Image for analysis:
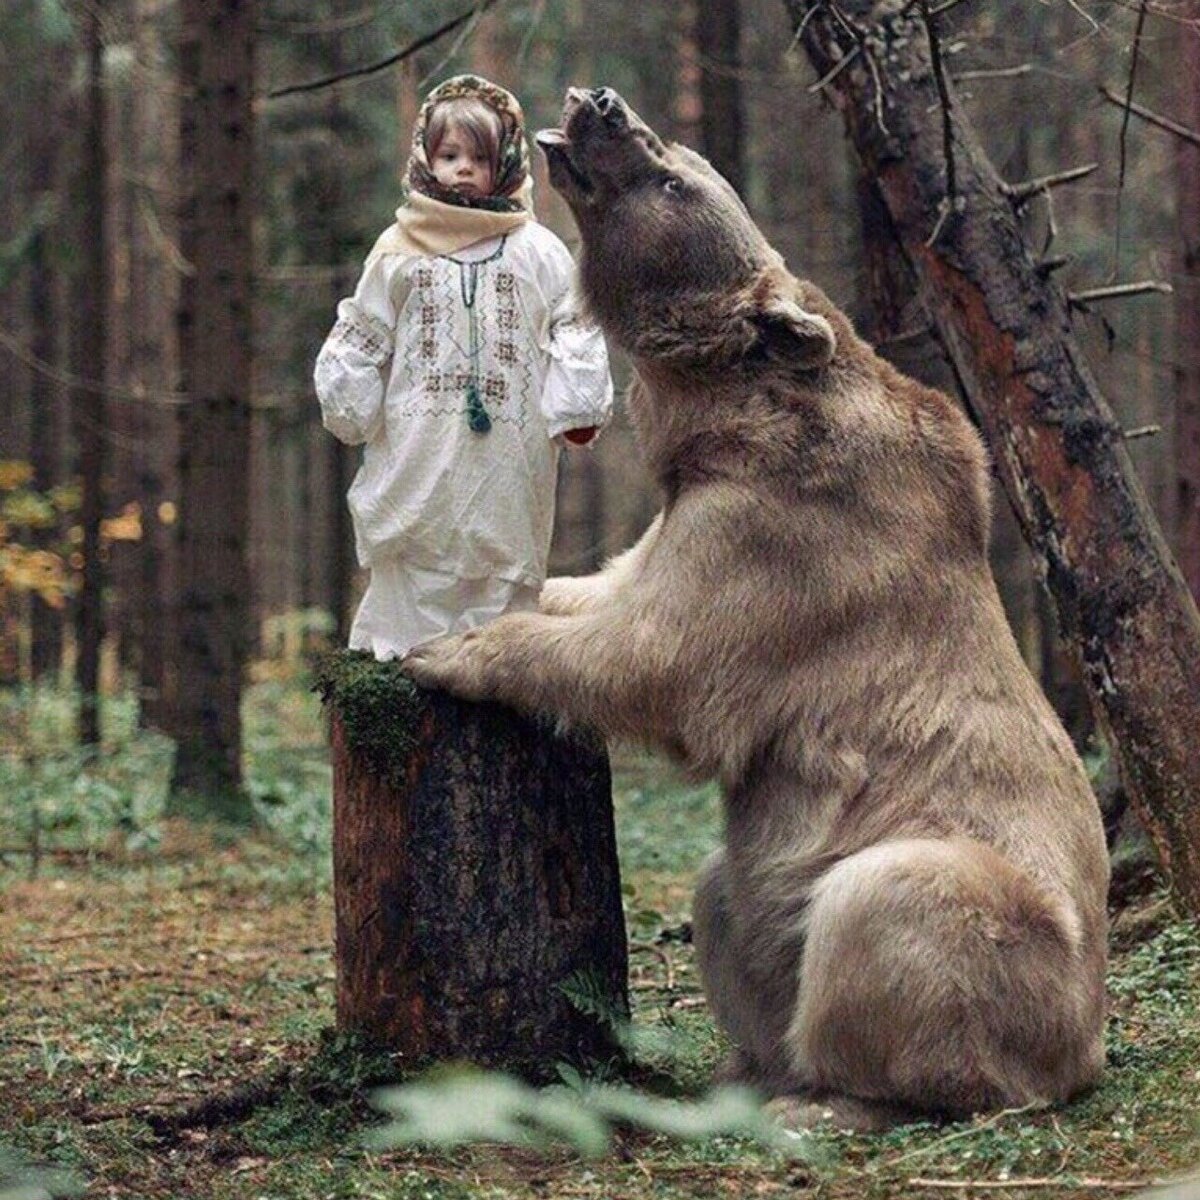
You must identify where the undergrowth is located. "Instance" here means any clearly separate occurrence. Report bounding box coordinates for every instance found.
[2,676,1199,1198]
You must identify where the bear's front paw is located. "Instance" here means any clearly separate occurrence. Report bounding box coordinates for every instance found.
[403,630,494,702]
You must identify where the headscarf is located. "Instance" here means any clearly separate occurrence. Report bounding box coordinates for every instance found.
[366,75,534,264]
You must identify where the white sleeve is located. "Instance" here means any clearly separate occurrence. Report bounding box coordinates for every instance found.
[536,237,614,441]
[313,254,398,445]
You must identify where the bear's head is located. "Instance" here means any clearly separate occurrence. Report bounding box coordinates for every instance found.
[537,87,836,374]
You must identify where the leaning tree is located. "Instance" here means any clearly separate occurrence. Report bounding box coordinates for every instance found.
[784,0,1200,912]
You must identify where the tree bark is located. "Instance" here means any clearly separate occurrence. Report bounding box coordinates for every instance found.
[1176,27,1200,599]
[130,0,179,731]
[786,0,1200,913]
[72,2,109,743]
[696,0,746,196]
[170,0,255,810]
[319,655,629,1073]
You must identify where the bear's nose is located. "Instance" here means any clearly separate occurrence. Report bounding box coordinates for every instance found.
[591,87,627,127]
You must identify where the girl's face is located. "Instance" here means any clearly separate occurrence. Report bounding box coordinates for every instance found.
[429,122,495,198]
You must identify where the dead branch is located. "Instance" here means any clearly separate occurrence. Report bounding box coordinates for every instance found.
[1098,86,1200,148]
[1123,424,1161,440]
[1069,280,1173,306]
[879,324,937,347]
[1112,0,1149,276]
[1117,0,1149,194]
[807,42,861,92]
[952,64,1033,82]
[265,1,500,101]
[1002,163,1098,206]
[1036,254,1073,276]
[922,0,957,198]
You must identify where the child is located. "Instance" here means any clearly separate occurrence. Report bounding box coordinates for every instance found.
[315,75,613,661]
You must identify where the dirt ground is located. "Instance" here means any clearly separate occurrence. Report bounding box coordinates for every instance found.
[2,689,1199,1199]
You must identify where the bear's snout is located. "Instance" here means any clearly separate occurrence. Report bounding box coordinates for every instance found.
[591,87,628,128]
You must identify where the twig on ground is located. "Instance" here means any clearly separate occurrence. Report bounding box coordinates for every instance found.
[906,1177,1175,1191]
[882,1103,1044,1169]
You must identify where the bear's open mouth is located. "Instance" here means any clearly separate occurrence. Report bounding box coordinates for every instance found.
[534,127,594,197]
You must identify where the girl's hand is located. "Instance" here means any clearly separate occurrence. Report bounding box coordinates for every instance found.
[562,426,597,446]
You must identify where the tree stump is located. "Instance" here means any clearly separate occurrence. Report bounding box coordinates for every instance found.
[315,651,629,1076]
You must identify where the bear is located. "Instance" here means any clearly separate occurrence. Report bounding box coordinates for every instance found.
[405,86,1110,1131]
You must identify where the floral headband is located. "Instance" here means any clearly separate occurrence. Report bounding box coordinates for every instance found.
[404,74,530,213]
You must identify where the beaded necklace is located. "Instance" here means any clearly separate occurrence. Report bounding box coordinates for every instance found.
[445,235,508,434]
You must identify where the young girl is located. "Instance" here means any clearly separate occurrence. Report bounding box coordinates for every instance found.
[315,75,613,661]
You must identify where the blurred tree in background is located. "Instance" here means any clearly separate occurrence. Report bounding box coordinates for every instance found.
[0,0,1195,818]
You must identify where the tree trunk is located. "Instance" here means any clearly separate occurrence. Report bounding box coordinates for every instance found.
[73,3,109,743]
[170,0,255,811]
[130,0,179,731]
[786,0,1200,913]
[318,654,629,1073]
[696,0,746,196]
[27,43,66,682]
[1177,28,1200,599]
[324,35,356,646]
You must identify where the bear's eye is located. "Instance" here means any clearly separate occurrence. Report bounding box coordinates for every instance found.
[661,176,683,195]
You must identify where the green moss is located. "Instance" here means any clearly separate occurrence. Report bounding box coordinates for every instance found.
[312,650,432,789]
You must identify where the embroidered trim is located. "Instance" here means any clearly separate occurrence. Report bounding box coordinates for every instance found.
[329,311,393,366]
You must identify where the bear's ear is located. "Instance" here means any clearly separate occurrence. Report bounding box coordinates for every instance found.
[753,296,837,369]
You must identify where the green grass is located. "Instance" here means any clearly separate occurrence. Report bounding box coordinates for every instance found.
[2,674,1200,1198]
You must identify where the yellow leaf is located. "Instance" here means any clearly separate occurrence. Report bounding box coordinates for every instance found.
[1,491,57,529]
[0,460,34,491]
[102,508,142,542]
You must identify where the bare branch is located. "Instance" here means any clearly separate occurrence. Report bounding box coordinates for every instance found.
[0,327,187,405]
[806,42,861,93]
[265,1,499,101]
[952,64,1033,82]
[878,324,936,348]
[922,0,957,198]
[1098,85,1200,148]
[1124,424,1162,440]
[930,0,975,15]
[1036,254,1073,277]
[1069,280,1173,306]
[1112,0,1149,277]
[1002,162,1099,206]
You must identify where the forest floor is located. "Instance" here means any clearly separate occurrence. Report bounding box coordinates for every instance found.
[1,677,1199,1199]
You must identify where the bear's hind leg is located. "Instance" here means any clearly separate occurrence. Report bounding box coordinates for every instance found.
[787,838,1101,1119]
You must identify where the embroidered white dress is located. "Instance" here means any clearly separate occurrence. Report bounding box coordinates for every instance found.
[314,222,613,661]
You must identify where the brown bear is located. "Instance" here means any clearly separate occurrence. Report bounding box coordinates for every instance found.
[405,86,1109,1131]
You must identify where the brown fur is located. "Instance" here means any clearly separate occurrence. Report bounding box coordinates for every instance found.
[407,87,1109,1130]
